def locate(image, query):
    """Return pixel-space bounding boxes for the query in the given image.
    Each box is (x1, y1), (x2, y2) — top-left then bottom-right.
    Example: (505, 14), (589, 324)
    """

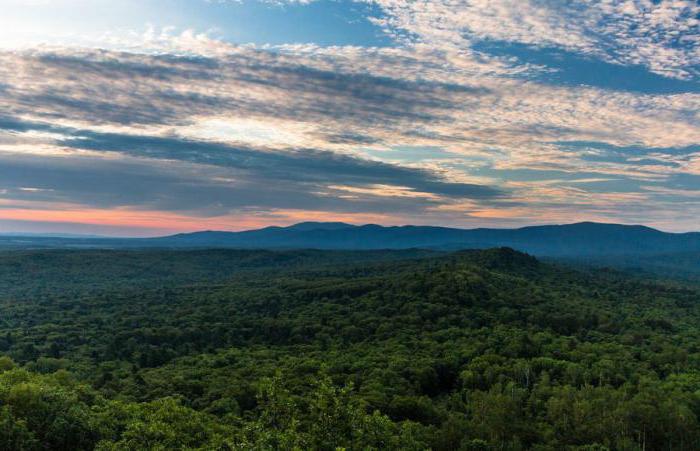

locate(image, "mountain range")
(2, 221), (700, 258)
(163, 221), (700, 256)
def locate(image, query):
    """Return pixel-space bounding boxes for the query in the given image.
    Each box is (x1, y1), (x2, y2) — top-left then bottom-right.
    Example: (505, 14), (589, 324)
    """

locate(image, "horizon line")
(1, 220), (696, 240)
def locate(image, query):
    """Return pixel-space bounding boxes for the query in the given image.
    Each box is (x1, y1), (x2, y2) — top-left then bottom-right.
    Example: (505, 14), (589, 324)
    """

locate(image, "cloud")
(56, 129), (504, 199)
(0, 150), (429, 216)
(0, 117), (503, 223)
(2, 47), (698, 150)
(0, 48), (492, 130)
(369, 0), (700, 80)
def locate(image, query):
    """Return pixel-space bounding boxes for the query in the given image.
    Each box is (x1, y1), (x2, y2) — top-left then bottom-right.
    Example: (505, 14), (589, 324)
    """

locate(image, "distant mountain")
(2, 222), (700, 260)
(150, 221), (700, 257)
(283, 221), (355, 231)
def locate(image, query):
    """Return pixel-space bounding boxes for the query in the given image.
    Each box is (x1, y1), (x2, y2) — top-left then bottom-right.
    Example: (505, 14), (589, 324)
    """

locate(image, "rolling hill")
(0, 247), (699, 449)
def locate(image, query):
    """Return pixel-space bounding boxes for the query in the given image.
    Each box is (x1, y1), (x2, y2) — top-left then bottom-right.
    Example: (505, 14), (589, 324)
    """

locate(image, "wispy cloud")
(369, 0), (700, 80)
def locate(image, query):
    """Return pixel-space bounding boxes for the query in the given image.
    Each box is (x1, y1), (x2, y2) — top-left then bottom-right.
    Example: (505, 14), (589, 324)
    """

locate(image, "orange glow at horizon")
(0, 207), (398, 236)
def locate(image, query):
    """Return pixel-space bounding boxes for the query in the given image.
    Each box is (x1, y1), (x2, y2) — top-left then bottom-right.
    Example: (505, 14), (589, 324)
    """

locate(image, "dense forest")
(0, 247), (699, 450)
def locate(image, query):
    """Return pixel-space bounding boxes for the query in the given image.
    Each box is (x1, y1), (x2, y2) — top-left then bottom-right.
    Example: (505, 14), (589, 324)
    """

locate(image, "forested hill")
(0, 248), (699, 449)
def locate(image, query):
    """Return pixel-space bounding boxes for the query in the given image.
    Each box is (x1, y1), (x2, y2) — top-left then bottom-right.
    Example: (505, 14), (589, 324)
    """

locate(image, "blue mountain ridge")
(149, 221), (700, 257)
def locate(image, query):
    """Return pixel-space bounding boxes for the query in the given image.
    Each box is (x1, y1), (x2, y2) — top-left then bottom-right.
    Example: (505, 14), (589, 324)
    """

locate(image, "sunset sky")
(1, 0), (699, 236)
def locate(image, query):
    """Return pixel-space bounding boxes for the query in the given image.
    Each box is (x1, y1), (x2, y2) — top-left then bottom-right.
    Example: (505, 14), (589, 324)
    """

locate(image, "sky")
(0, 0), (699, 236)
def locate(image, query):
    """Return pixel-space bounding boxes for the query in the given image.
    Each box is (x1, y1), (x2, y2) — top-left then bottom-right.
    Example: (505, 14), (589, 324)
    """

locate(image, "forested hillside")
(0, 248), (699, 450)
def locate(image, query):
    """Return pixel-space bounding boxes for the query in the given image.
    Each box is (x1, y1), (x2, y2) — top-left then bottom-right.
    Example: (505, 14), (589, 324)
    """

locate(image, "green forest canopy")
(0, 248), (698, 450)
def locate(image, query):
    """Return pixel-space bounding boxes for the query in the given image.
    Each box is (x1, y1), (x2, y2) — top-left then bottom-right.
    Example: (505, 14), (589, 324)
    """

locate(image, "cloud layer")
(0, 0), (699, 234)
(370, 0), (700, 80)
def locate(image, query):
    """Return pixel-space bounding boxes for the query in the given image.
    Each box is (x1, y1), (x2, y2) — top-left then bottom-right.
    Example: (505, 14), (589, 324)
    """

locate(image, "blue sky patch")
(475, 42), (700, 94)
